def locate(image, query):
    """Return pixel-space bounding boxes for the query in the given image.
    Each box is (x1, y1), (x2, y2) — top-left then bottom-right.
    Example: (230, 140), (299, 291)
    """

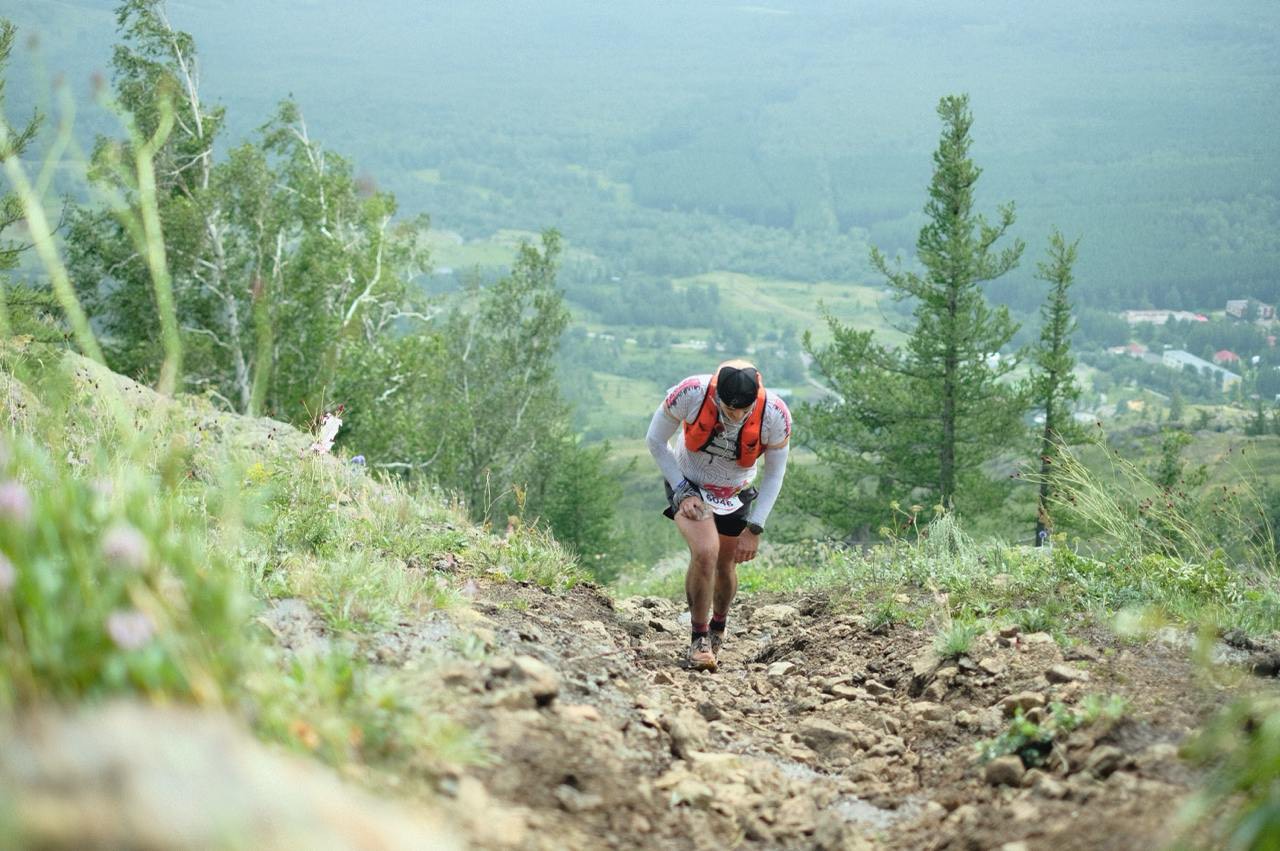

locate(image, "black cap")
(716, 365), (759, 408)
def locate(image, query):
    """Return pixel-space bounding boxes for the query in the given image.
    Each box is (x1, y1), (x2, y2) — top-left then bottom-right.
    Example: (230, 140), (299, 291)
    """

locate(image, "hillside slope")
(0, 347), (1276, 850)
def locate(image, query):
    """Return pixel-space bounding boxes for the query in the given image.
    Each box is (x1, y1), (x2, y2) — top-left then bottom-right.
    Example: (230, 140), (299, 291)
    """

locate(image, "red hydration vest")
(683, 372), (767, 467)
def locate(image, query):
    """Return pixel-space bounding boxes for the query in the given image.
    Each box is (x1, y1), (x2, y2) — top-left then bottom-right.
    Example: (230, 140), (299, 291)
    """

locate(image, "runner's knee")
(689, 544), (718, 572)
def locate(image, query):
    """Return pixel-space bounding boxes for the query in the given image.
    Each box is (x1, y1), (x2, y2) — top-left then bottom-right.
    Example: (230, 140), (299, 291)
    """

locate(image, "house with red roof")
(1213, 350), (1241, 365)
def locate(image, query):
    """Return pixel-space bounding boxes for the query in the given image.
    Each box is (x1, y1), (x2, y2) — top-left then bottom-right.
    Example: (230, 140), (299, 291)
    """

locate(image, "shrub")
(979, 695), (1129, 768)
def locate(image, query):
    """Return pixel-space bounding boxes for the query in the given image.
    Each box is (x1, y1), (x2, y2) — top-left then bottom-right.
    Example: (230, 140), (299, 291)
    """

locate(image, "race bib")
(699, 483), (744, 515)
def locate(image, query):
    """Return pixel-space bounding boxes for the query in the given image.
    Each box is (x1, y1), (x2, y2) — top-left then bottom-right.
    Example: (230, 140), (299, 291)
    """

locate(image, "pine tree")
(0, 19), (54, 339)
(803, 94), (1026, 532)
(1031, 230), (1082, 546)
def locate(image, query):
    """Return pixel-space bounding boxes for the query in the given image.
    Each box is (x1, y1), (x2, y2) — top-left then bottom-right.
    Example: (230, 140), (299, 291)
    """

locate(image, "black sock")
(691, 621), (709, 642)
(710, 614), (728, 633)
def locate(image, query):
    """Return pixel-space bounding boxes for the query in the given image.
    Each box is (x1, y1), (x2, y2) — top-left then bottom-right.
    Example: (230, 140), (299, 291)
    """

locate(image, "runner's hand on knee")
(736, 533), (758, 563)
(679, 494), (708, 520)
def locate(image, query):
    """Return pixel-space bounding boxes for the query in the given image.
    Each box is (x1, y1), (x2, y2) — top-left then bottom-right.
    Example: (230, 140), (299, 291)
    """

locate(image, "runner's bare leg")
(675, 514), (720, 626)
(713, 534), (738, 618)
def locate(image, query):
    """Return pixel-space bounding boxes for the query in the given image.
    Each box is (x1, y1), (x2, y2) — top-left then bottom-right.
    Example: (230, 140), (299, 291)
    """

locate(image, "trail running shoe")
(710, 630), (726, 655)
(687, 635), (717, 672)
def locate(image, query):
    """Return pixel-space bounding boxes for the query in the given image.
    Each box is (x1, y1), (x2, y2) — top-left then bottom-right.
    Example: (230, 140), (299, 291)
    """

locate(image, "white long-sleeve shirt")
(645, 374), (793, 526)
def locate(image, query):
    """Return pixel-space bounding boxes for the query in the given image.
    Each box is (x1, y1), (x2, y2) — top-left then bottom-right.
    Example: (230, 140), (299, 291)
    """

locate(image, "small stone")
(1045, 664), (1089, 684)
(1023, 632), (1056, 645)
(911, 649), (942, 678)
(668, 777), (713, 808)
(1136, 742), (1180, 771)
(1086, 745), (1126, 778)
(797, 719), (854, 753)
(653, 670), (675, 686)
(510, 655), (559, 705)
(949, 804), (981, 827)
(455, 775), (489, 810)
(978, 657), (1006, 676)
(560, 704), (601, 723)
(912, 701), (949, 722)
(985, 755), (1026, 787)
(1032, 773), (1068, 800)
(923, 680), (948, 702)
(865, 680), (893, 696)
(664, 709), (710, 758)
(697, 700), (723, 722)
(999, 842), (1030, 851)
(894, 594), (911, 604)
(830, 684), (864, 700)
(649, 618), (681, 634)
(1065, 645), (1101, 662)
(768, 661), (796, 678)
(555, 783), (603, 812)
(754, 604), (800, 625)
(997, 692), (1047, 717)
(1008, 800), (1039, 822)
(999, 625), (1021, 639)
(820, 675), (850, 693)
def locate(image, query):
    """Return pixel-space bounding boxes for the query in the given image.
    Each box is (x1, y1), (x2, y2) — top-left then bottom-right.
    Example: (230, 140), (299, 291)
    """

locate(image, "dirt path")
(364, 579), (1267, 851)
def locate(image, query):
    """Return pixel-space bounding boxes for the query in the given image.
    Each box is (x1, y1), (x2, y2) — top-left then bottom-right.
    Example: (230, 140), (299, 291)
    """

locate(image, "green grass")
(934, 621), (983, 660)
(670, 271), (905, 347)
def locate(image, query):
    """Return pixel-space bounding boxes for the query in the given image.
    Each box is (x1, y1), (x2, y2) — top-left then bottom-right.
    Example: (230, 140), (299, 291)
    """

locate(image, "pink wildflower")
(0, 553), (15, 593)
(106, 609), (154, 650)
(101, 524), (149, 572)
(0, 481), (32, 527)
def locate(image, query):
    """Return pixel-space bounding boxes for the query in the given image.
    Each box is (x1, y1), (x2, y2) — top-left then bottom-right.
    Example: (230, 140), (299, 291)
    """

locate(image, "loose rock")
(985, 755), (1027, 787)
(755, 604), (800, 625)
(1045, 664), (1089, 684)
(1086, 745), (1127, 778)
(798, 719), (855, 753)
(998, 692), (1047, 717)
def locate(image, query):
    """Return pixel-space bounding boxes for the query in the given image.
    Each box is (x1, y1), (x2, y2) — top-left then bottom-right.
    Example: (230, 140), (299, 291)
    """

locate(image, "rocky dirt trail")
(363, 579), (1275, 851)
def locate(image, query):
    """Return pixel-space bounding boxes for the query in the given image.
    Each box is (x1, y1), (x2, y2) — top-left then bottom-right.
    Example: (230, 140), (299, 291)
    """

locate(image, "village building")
(1213, 349), (1241, 366)
(1162, 349), (1242, 389)
(1226, 299), (1276, 322)
(1120, 310), (1208, 325)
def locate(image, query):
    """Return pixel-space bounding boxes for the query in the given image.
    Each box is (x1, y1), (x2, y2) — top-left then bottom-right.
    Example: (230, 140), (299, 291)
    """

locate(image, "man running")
(646, 360), (792, 671)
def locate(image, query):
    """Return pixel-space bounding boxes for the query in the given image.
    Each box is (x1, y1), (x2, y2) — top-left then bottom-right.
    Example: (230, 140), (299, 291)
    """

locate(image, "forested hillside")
(5, 0), (1279, 311)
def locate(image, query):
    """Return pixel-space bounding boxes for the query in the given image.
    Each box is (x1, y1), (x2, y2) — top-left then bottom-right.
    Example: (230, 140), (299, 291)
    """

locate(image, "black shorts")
(663, 480), (758, 537)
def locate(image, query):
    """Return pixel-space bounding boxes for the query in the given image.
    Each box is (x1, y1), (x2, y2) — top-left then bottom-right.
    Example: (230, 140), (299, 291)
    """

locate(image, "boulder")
(0, 703), (460, 851)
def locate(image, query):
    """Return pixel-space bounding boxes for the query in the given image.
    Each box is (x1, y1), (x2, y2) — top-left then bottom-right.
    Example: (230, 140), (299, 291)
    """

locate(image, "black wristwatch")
(746, 522), (764, 536)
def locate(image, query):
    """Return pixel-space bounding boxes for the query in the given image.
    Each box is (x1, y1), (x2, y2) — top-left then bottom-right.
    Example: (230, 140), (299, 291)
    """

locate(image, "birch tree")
(68, 0), (427, 418)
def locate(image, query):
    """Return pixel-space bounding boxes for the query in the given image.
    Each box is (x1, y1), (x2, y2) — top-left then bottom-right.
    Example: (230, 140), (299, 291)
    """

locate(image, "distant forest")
(6, 0), (1279, 312)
